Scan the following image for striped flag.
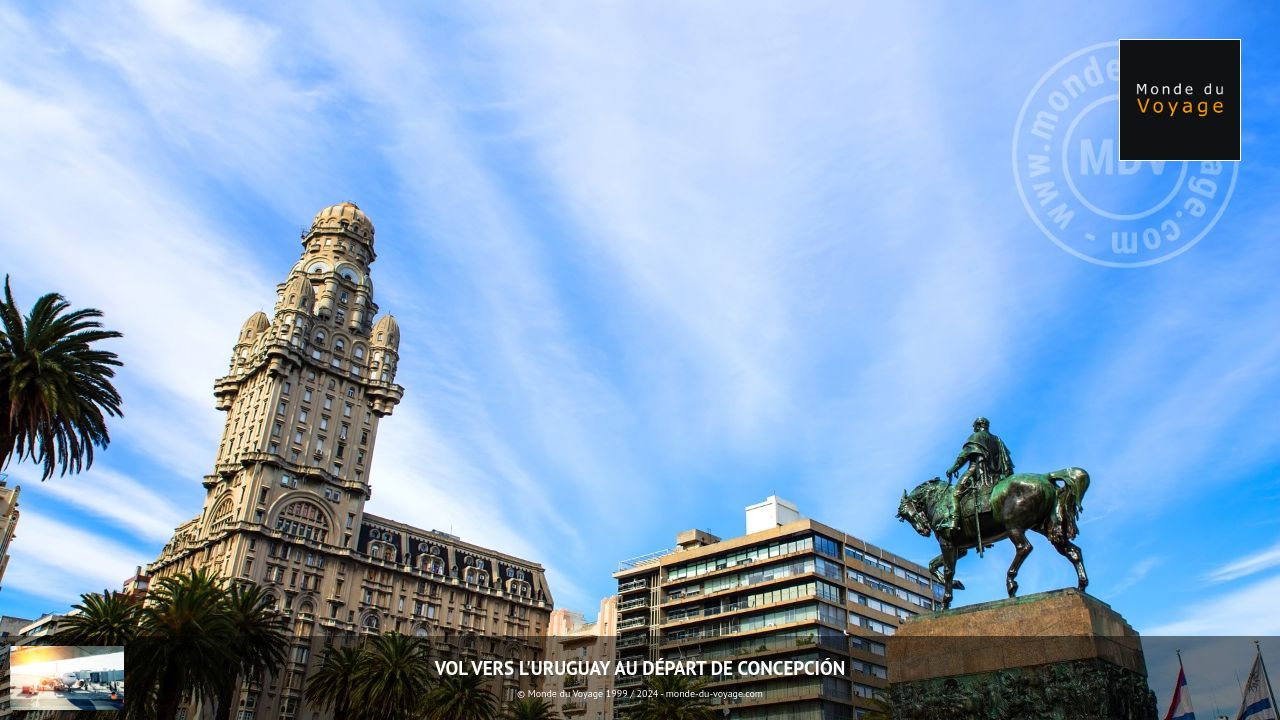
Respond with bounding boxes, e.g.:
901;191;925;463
1165;664;1196;720
1237;649;1277;720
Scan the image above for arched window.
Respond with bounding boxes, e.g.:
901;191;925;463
334;339;345;354
337;264;361;284
420;556;445;575
363;615;380;630
208;498;234;534
275;500;329;543
353;345;365;360
314;331;326;346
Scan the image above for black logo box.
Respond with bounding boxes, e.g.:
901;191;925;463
1119;39;1241;161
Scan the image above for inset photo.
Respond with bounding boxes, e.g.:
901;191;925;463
8;645;124;712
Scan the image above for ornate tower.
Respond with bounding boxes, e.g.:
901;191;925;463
149;203;553;720
152;202;403;577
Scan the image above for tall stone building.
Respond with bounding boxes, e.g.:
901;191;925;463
149;203;553;720
0;478;19;591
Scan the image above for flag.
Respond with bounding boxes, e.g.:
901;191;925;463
1237;650;1277;720
1165;665;1196;720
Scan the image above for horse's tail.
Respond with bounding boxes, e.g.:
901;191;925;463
1047;467;1089;542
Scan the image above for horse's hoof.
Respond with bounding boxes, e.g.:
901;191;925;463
952;580;966;591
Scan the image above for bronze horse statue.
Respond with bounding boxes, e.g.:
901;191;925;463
896;468;1090;609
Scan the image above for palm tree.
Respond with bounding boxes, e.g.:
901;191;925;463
628;675;716;720
211;582;291;720
131;569;236;720
502;697;556;720
421;672;498;720
354;632;434;720
305;643;367;720
52;589;140;645
0;276;123;480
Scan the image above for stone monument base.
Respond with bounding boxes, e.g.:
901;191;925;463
887;588;1157;720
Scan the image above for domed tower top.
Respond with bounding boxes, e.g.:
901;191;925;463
307;201;374;245
239;311;270;342
371;314;400;350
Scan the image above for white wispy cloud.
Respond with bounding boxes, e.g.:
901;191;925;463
1111;556;1162;596
1205;540;1280;584
2;0;1279;628
3;512;148;604
10;467;186;543
1147;573;1280;636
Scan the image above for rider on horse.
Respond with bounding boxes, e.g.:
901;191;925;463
938;417;1014;531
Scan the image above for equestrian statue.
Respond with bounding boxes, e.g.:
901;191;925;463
896;418;1090;609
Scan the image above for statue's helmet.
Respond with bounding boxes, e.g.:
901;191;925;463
973;417;990;429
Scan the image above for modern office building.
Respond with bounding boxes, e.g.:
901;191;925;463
545;597;619;720
148;203;553;720
613;496;941;720
9;613;68;647
0;478;19;591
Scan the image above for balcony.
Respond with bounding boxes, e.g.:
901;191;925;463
704;601;749;617
618;617;647;630
664;587;702;602
618;597;649;611
618;578;648;593
562;700;587;714
616;635;648;649
666;608;702;622
615;674;644;687
564;675;587;690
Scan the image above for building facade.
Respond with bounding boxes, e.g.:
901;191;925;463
0;478;19;591
0;614;34;719
613;497;942;720
545;597;618;720
148;203;553;720
121;565;151;603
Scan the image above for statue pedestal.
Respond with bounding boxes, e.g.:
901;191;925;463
888;588;1157;720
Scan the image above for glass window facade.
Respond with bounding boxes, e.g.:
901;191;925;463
813;534;840;558
667;536;815;581
664;603;821;643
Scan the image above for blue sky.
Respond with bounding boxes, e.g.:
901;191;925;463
1;0;1278;701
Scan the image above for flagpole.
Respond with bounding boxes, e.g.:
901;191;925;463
1257;640;1278;713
